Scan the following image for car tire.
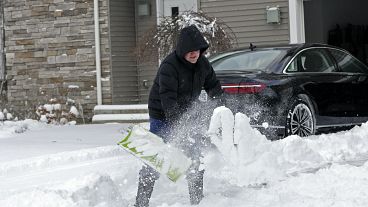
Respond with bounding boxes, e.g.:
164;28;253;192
285;98;316;137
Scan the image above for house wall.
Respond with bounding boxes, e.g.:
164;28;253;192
108;0;158;105
200;0;290;47
134;0;291;105
0;1;4;81
3;0;111;120
3;0;293;120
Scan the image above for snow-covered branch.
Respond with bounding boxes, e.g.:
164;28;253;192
135;11;237;63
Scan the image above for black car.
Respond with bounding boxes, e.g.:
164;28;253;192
208;43;368;139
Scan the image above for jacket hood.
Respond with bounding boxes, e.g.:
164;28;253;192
175;25;209;59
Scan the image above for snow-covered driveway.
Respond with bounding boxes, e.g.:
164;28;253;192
1;111;368;207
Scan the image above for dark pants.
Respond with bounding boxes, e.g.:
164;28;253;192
135;118;204;207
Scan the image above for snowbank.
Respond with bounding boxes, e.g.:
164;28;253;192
0;119;47;138
205;106;368;187
1;106;368;206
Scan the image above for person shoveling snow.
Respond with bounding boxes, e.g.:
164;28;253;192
132;24;223;207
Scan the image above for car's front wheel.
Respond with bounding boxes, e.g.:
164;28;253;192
285;99;316;137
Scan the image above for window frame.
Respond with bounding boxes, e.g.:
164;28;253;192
284;48;336;73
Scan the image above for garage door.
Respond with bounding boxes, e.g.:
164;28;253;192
304;0;368;65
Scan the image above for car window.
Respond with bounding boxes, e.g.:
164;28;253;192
212;50;283;71
286;49;335;73
328;49;368;73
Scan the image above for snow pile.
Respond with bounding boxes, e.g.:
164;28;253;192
0;123;142;207
0;146;123;176
205;106;368;186
0;119;46;138
1;106;368;206
0;174;126;207
59;174;125;207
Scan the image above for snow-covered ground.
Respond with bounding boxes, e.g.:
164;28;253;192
1;107;368;207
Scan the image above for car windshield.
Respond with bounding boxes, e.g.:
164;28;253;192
211;50;285;71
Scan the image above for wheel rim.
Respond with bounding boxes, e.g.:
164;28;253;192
289;103;314;137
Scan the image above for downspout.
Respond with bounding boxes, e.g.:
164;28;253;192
156;0;163;63
156;0;161;25
94;0;102;105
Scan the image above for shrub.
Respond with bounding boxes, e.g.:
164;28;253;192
135;11;237;63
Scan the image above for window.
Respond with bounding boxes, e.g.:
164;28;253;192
212;50;284;71
286;49;335;73
329;49;368;74
171;7;179;17
286;57;298;72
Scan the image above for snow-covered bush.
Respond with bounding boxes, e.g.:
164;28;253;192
36;98;81;125
0;108;16;122
135;11;237;63
1;82;86;123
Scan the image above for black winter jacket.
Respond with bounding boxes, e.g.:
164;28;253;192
148;25;223;122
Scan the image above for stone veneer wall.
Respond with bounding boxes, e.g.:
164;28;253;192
3;0;111;121
0;1;5;80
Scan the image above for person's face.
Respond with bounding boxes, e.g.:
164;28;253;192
184;50;200;64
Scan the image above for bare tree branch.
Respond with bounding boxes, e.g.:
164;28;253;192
135;11;237;63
